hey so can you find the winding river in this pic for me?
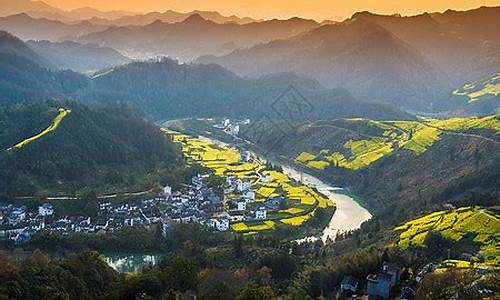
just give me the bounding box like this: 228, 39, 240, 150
281, 165, 372, 242
200, 134, 373, 242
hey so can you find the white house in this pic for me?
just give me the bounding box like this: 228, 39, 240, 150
229, 214, 245, 222
38, 203, 54, 216
261, 174, 272, 183
236, 200, 247, 211
230, 125, 240, 135
241, 151, 252, 162
163, 185, 172, 195
223, 119, 230, 127
237, 179, 251, 192
255, 207, 267, 220
214, 218, 230, 231
243, 191, 255, 202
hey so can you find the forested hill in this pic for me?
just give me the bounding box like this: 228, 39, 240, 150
81, 57, 412, 120
0, 30, 412, 121
0, 100, 185, 198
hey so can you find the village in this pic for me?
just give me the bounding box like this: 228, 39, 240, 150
0, 166, 285, 244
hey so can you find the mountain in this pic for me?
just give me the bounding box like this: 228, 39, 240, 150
0, 31, 411, 121
26, 40, 131, 72
348, 8, 500, 86
74, 15, 320, 60
0, 100, 183, 197
87, 9, 262, 27
198, 7, 500, 112
0, 30, 49, 66
64, 7, 136, 21
80, 57, 411, 120
0, 0, 60, 17
0, 30, 88, 105
0, 13, 108, 41
198, 18, 449, 111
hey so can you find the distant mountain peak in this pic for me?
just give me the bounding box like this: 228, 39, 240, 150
182, 13, 208, 24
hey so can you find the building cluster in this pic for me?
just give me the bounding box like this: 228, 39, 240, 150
0, 173, 245, 243
213, 118, 250, 136
0, 203, 54, 243
339, 261, 441, 300
223, 174, 282, 223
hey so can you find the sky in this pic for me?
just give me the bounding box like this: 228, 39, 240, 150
43, 0, 500, 21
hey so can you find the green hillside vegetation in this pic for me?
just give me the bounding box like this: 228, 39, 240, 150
295, 115, 499, 171
0, 101, 186, 198
395, 207, 499, 269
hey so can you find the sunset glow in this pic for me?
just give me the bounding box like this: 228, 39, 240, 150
42, 0, 500, 20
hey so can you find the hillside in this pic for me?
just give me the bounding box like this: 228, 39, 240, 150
0, 30, 88, 105
198, 18, 449, 111
26, 40, 131, 72
198, 7, 500, 112
395, 206, 499, 268
81, 57, 411, 120
450, 72, 500, 114
0, 100, 184, 198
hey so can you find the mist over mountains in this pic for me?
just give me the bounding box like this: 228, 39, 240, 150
0, 2, 499, 115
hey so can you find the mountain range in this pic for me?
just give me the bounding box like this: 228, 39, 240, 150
26, 40, 130, 72
0, 0, 260, 25
73, 14, 320, 60
0, 0, 136, 21
0, 5, 499, 114
198, 7, 500, 113
0, 13, 107, 40
0, 30, 410, 121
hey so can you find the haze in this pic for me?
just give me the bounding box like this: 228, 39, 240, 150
43, 0, 500, 20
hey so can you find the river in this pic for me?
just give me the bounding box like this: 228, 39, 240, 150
200, 134, 373, 242
281, 165, 372, 242
103, 132, 372, 272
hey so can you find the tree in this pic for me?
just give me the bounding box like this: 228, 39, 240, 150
236, 282, 273, 300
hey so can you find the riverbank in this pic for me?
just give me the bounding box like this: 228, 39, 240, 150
164, 122, 373, 241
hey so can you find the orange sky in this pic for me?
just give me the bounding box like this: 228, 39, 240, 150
43, 0, 500, 20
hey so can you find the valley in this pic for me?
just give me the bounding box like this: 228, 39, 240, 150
0, 2, 498, 299
162, 128, 370, 239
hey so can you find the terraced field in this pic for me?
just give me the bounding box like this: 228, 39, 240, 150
295, 114, 499, 171
453, 72, 500, 103
162, 129, 335, 234
7, 108, 71, 151
394, 207, 499, 269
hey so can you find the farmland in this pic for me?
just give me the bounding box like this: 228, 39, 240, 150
453, 72, 500, 103
162, 129, 335, 234
394, 207, 499, 269
295, 115, 499, 171
7, 108, 71, 151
